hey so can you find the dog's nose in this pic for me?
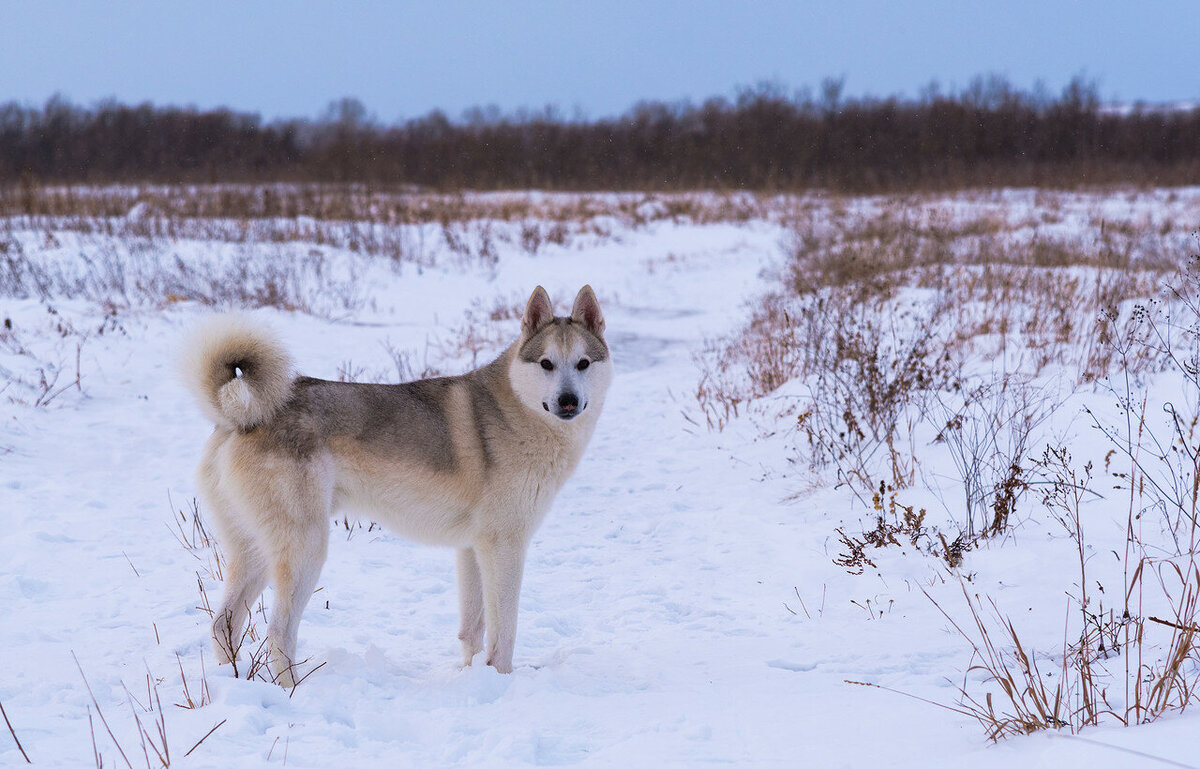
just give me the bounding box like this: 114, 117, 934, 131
557, 393, 578, 412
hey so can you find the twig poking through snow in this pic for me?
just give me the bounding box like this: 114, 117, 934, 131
184, 719, 227, 758
0, 699, 31, 764
72, 651, 135, 769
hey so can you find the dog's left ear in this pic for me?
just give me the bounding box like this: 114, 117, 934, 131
571, 285, 605, 338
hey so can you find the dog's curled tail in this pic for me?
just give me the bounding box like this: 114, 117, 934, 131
181, 314, 294, 431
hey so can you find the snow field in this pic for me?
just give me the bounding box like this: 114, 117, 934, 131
2, 190, 1200, 767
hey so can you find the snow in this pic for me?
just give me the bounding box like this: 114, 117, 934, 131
2, 193, 1200, 767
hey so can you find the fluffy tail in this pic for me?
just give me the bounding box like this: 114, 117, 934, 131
181, 314, 294, 431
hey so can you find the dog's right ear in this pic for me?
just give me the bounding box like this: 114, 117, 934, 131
522, 285, 554, 335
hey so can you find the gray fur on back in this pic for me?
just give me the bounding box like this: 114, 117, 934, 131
233, 314, 604, 475
259, 357, 510, 473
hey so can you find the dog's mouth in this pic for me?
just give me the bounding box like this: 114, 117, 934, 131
543, 401, 586, 420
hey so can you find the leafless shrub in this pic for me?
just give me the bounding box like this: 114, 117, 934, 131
380, 339, 441, 381
439, 219, 500, 271
519, 219, 569, 254
833, 481, 967, 573
693, 356, 744, 431
698, 197, 1182, 517
921, 253, 1200, 741
693, 290, 860, 431
437, 321, 508, 369
0, 303, 120, 409
336, 359, 368, 383
331, 340, 442, 386
1089, 257, 1200, 551
689, 198, 1196, 594
167, 496, 224, 582
800, 305, 960, 493
931, 378, 1054, 539
928, 449, 1200, 741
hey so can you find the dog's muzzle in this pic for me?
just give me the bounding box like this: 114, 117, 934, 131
544, 392, 584, 420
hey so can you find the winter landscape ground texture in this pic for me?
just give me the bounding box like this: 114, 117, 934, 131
2, 188, 1200, 767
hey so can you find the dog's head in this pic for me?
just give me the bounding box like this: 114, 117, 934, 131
509, 285, 611, 424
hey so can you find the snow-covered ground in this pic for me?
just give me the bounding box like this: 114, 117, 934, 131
2, 191, 1200, 767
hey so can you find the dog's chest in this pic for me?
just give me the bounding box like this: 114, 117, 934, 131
487, 428, 588, 509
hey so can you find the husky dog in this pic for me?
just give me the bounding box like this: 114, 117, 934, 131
182, 286, 610, 685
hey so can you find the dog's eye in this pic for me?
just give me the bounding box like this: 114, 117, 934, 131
576, 359, 590, 371
540, 359, 554, 371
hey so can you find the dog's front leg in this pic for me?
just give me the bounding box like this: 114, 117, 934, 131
456, 547, 485, 665
475, 536, 528, 673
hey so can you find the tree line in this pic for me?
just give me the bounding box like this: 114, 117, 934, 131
2, 77, 1198, 191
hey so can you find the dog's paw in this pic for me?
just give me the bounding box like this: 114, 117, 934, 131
460, 639, 483, 667
268, 644, 297, 688
273, 665, 296, 689
211, 637, 236, 666
486, 657, 514, 674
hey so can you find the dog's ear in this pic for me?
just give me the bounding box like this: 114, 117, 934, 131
571, 285, 605, 338
522, 285, 554, 335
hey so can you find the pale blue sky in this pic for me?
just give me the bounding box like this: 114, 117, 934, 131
1, 0, 1196, 121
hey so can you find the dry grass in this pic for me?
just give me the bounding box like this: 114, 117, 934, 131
832, 481, 969, 573
701, 194, 1200, 743
931, 501, 1200, 739
852, 449, 1200, 743
175, 498, 326, 692
916, 257, 1200, 742
174, 652, 212, 711
167, 495, 224, 583
0, 699, 30, 764
696, 194, 1195, 514
75, 650, 230, 768
1, 231, 369, 315
0, 304, 124, 411
0, 187, 773, 316
0, 182, 775, 225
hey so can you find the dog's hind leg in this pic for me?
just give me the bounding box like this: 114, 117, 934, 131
260, 460, 333, 688
475, 536, 528, 674
264, 510, 329, 687
211, 526, 268, 666
456, 547, 485, 666
198, 438, 269, 667
264, 515, 328, 687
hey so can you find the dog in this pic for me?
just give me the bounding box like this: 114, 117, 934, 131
182, 286, 610, 685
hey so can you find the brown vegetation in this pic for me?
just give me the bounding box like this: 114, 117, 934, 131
694, 189, 1200, 741
696, 191, 1197, 537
